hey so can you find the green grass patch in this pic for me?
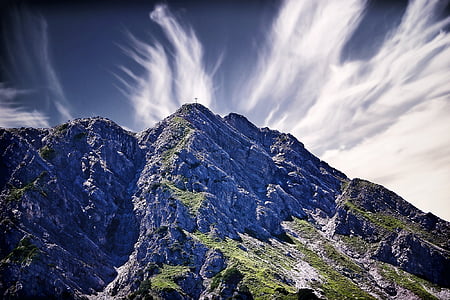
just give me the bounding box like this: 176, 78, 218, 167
150, 264, 189, 292
54, 123, 69, 134
193, 232, 298, 299
171, 116, 193, 127
290, 219, 363, 273
342, 184, 446, 248
6, 183, 33, 202
379, 262, 439, 300
290, 215, 440, 299
323, 243, 362, 274
287, 218, 372, 299
293, 239, 374, 300
339, 235, 376, 256
161, 117, 194, 168
6, 171, 48, 202
290, 218, 319, 240
163, 181, 205, 215
6, 237, 40, 264
344, 201, 406, 232
340, 180, 350, 193
39, 145, 56, 160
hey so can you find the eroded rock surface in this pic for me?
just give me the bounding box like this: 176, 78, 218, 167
1, 104, 449, 299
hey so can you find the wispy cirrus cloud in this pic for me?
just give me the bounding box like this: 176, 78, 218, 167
0, 83, 49, 128
0, 7, 72, 128
322, 97, 450, 220
292, 0, 450, 154
239, 0, 367, 128
37, 16, 73, 122
119, 4, 216, 128
240, 0, 450, 155
241, 0, 450, 219
116, 0, 448, 219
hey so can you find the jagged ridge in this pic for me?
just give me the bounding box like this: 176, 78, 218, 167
0, 103, 449, 299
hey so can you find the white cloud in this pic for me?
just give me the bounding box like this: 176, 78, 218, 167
241, 0, 450, 219
292, 0, 450, 155
117, 35, 175, 126
322, 98, 450, 220
0, 106, 49, 128
38, 17, 73, 121
240, 0, 366, 127
120, 4, 216, 129
0, 8, 72, 127
0, 83, 49, 128
116, 0, 449, 219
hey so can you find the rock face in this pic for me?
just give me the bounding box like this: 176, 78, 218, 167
0, 103, 449, 300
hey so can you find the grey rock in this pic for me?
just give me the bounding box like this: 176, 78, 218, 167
1, 104, 449, 299
374, 231, 450, 287
200, 250, 226, 278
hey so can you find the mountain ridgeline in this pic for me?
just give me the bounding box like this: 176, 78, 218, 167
0, 103, 449, 299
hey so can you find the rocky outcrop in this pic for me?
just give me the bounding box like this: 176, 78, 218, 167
333, 179, 450, 288
1, 104, 449, 299
374, 231, 450, 287
0, 118, 143, 298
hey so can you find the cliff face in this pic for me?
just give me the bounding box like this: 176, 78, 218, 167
0, 103, 449, 300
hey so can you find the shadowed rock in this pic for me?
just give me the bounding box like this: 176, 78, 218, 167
1, 104, 449, 299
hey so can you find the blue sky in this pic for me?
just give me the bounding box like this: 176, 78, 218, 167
1, 0, 449, 221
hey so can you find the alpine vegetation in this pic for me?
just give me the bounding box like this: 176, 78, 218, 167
1, 104, 449, 299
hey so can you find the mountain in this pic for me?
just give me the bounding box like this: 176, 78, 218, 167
0, 103, 449, 300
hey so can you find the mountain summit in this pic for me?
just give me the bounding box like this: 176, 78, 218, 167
1, 103, 449, 299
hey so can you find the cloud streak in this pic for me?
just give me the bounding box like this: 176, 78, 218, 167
291, 0, 450, 154
322, 97, 450, 220
0, 7, 72, 127
120, 4, 216, 128
0, 83, 49, 128
117, 0, 449, 218
239, 0, 449, 219
240, 0, 367, 128
37, 16, 73, 122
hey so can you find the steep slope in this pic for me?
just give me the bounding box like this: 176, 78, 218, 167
0, 103, 449, 299
0, 118, 142, 298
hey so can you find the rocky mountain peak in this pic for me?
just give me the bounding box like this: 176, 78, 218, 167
1, 105, 449, 299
